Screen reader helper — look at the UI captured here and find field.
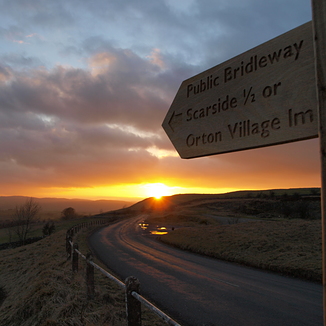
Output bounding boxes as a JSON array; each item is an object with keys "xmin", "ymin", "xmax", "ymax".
[
  {"xmin": 0, "ymin": 188, "xmax": 322, "ymax": 325},
  {"xmin": 0, "ymin": 195, "xmax": 134, "ymax": 245},
  {"xmin": 140, "ymin": 190, "xmax": 322, "ymax": 282},
  {"xmin": 0, "ymin": 196, "xmax": 134, "ymax": 245},
  {"xmin": 0, "ymin": 225, "xmax": 167, "ymax": 326},
  {"xmin": 0, "ymin": 214, "xmax": 100, "ymax": 245},
  {"xmin": 160, "ymin": 220, "xmax": 321, "ymax": 281}
]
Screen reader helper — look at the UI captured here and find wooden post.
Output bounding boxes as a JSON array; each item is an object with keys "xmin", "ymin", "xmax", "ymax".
[
  {"xmin": 125, "ymin": 276, "xmax": 141, "ymax": 326},
  {"xmin": 86, "ymin": 253, "xmax": 95, "ymax": 300},
  {"xmin": 311, "ymin": 1, "xmax": 326, "ymax": 324},
  {"xmin": 66, "ymin": 235, "xmax": 72, "ymax": 259},
  {"xmin": 72, "ymin": 243, "xmax": 79, "ymax": 273}
]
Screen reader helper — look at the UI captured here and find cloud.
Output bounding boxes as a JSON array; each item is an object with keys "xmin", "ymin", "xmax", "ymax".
[
  {"xmin": 0, "ymin": 0, "xmax": 317, "ymax": 198},
  {"xmin": 158, "ymin": 139, "xmax": 320, "ymax": 190},
  {"xmin": 1, "ymin": 53, "xmax": 42, "ymax": 68},
  {"xmin": 0, "ymin": 45, "xmax": 183, "ymax": 190},
  {"xmin": 0, "ymin": 25, "xmax": 25, "ymax": 43},
  {"xmin": 0, "ymin": 64, "xmax": 12, "ymax": 82},
  {"xmin": 0, "ymin": 45, "xmax": 195, "ymax": 132},
  {"xmin": 0, "ymin": 0, "xmax": 75, "ymax": 29}
]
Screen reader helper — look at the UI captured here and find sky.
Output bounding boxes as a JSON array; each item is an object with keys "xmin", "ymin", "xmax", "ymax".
[{"xmin": 0, "ymin": 0, "xmax": 321, "ymax": 201}]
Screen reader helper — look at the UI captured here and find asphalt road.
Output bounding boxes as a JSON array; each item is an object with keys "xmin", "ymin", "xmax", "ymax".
[{"xmin": 88, "ymin": 215, "xmax": 323, "ymax": 326}]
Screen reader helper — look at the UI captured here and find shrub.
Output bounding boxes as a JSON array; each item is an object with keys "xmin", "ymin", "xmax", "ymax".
[
  {"xmin": 61, "ymin": 207, "xmax": 77, "ymax": 220},
  {"xmin": 42, "ymin": 222, "xmax": 55, "ymax": 236}
]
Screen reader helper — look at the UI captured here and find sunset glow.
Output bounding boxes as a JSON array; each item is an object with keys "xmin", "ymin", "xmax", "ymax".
[
  {"xmin": 143, "ymin": 183, "xmax": 172, "ymax": 199},
  {"xmin": 0, "ymin": 1, "xmax": 319, "ymax": 202},
  {"xmin": 10, "ymin": 182, "xmax": 246, "ymax": 201}
]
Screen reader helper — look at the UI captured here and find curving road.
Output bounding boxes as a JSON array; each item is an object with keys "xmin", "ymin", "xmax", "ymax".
[{"xmin": 89, "ymin": 215, "xmax": 323, "ymax": 326}]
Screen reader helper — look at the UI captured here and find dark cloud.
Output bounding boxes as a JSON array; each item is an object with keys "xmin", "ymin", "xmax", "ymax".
[
  {"xmin": 0, "ymin": 46, "xmax": 194, "ymax": 132},
  {"xmin": 193, "ymin": 0, "xmax": 312, "ymax": 69},
  {"xmin": 0, "ymin": 0, "xmax": 75, "ymax": 29},
  {"xmin": 0, "ymin": 0, "xmax": 317, "ymax": 198},
  {"xmin": 1, "ymin": 53, "xmax": 42, "ymax": 67},
  {"xmin": 158, "ymin": 139, "xmax": 320, "ymax": 190},
  {"xmin": 0, "ymin": 64, "xmax": 12, "ymax": 80}
]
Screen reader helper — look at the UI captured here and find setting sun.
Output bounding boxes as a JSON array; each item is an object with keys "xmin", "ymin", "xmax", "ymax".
[{"xmin": 144, "ymin": 183, "xmax": 171, "ymax": 199}]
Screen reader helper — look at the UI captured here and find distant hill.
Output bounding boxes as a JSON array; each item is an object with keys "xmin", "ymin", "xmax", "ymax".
[
  {"xmin": 0, "ymin": 196, "xmax": 135, "ymax": 215},
  {"xmin": 118, "ymin": 187, "xmax": 321, "ymax": 214}
]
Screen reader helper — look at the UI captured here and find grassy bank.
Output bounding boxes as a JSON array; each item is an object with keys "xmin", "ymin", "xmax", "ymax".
[
  {"xmin": 139, "ymin": 195, "xmax": 322, "ymax": 282},
  {"xmin": 0, "ymin": 226, "xmax": 166, "ymax": 326},
  {"xmin": 159, "ymin": 220, "xmax": 321, "ymax": 282},
  {"xmin": 0, "ymin": 191, "xmax": 322, "ymax": 324},
  {"xmin": 0, "ymin": 216, "xmax": 108, "ymax": 245}
]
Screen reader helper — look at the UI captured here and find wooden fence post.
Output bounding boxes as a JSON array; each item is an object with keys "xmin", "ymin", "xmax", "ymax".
[
  {"xmin": 72, "ymin": 243, "xmax": 79, "ymax": 273},
  {"xmin": 86, "ymin": 252, "xmax": 95, "ymax": 300},
  {"xmin": 66, "ymin": 235, "xmax": 72, "ymax": 259},
  {"xmin": 125, "ymin": 276, "xmax": 141, "ymax": 326}
]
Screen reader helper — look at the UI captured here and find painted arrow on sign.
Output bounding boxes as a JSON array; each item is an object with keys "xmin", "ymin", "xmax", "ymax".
[
  {"xmin": 167, "ymin": 111, "xmax": 183, "ymax": 132},
  {"xmin": 162, "ymin": 21, "xmax": 318, "ymax": 159}
]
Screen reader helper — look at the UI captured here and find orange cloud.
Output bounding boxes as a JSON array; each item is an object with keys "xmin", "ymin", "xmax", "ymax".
[
  {"xmin": 0, "ymin": 45, "xmax": 320, "ymax": 200},
  {"xmin": 147, "ymin": 48, "xmax": 166, "ymax": 69}
]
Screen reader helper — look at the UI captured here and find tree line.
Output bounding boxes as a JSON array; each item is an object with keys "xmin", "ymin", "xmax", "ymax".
[{"xmin": 5, "ymin": 198, "xmax": 79, "ymax": 245}]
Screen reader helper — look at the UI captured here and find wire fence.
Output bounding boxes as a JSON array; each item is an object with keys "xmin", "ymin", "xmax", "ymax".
[{"xmin": 66, "ymin": 221, "xmax": 181, "ymax": 326}]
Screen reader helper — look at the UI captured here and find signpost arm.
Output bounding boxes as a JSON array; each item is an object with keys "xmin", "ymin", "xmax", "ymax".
[{"xmin": 311, "ymin": 1, "xmax": 326, "ymax": 324}]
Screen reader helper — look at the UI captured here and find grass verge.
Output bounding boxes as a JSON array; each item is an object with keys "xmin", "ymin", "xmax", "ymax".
[
  {"xmin": 0, "ymin": 225, "xmax": 167, "ymax": 326},
  {"xmin": 159, "ymin": 219, "xmax": 322, "ymax": 282}
]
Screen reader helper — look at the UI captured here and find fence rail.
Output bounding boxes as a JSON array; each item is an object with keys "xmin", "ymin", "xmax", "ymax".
[
  {"xmin": 89, "ymin": 260, "xmax": 125, "ymax": 288},
  {"xmin": 66, "ymin": 220, "xmax": 181, "ymax": 326}
]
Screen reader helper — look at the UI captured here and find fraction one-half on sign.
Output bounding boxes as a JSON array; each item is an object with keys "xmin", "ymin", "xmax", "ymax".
[{"xmin": 162, "ymin": 21, "xmax": 318, "ymax": 159}]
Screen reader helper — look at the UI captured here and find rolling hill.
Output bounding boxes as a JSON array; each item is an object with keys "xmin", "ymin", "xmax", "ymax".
[{"xmin": 0, "ymin": 196, "xmax": 135, "ymax": 215}]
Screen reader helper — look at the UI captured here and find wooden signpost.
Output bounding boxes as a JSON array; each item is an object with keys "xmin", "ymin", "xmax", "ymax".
[
  {"xmin": 311, "ymin": 0, "xmax": 326, "ymax": 325},
  {"xmin": 163, "ymin": 0, "xmax": 326, "ymax": 323},
  {"xmin": 162, "ymin": 22, "xmax": 318, "ymax": 159}
]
